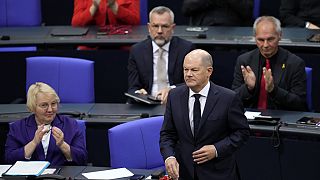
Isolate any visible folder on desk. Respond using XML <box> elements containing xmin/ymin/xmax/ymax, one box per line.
<box><xmin>51</xmin><ymin>27</ymin><xmax>89</xmax><ymax>36</ymax></box>
<box><xmin>125</xmin><ymin>92</ymin><xmax>161</xmax><ymax>105</ymax></box>
<box><xmin>2</xmin><ymin>161</ymin><xmax>50</xmax><ymax>177</ymax></box>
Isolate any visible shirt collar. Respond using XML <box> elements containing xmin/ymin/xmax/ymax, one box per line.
<box><xmin>152</xmin><ymin>41</ymin><xmax>170</xmax><ymax>53</ymax></box>
<box><xmin>189</xmin><ymin>81</ymin><xmax>210</xmax><ymax>98</ymax></box>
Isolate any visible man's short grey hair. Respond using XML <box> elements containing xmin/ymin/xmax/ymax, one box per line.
<box><xmin>253</xmin><ymin>16</ymin><xmax>281</xmax><ymax>36</ymax></box>
<box><xmin>149</xmin><ymin>6</ymin><xmax>175</xmax><ymax>24</ymax></box>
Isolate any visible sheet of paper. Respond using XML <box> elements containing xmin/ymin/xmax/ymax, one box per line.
<box><xmin>0</xmin><ymin>165</ymin><xmax>11</xmax><ymax>177</ymax></box>
<box><xmin>82</xmin><ymin>168</ymin><xmax>134</xmax><ymax>180</ymax></box>
<box><xmin>245</xmin><ymin>111</ymin><xmax>261</xmax><ymax>120</ymax></box>
<box><xmin>41</xmin><ymin>168</ymin><xmax>56</xmax><ymax>175</ymax></box>
<box><xmin>4</xmin><ymin>161</ymin><xmax>50</xmax><ymax>176</ymax></box>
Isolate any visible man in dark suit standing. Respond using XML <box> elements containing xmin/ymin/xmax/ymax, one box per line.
<box><xmin>232</xmin><ymin>16</ymin><xmax>307</xmax><ymax>111</ymax></box>
<box><xmin>160</xmin><ymin>49</ymin><xmax>250</xmax><ymax>180</ymax></box>
<box><xmin>128</xmin><ymin>6</ymin><xmax>194</xmax><ymax>104</ymax></box>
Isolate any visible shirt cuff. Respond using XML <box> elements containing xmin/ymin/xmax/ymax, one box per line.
<box><xmin>306</xmin><ymin>22</ymin><xmax>310</xmax><ymax>28</ymax></box>
<box><xmin>169</xmin><ymin>85</ymin><xmax>176</xmax><ymax>89</ymax></box>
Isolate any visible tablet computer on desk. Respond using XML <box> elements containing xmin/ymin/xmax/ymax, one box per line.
<box><xmin>296</xmin><ymin>116</ymin><xmax>320</xmax><ymax>126</ymax></box>
<box><xmin>124</xmin><ymin>92</ymin><xmax>161</xmax><ymax>105</ymax></box>
<box><xmin>51</xmin><ymin>27</ymin><xmax>89</xmax><ymax>36</ymax></box>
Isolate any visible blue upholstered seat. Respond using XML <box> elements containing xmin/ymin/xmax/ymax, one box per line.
<box><xmin>0</xmin><ymin>0</ymin><xmax>6</xmax><ymax>26</ymax></box>
<box><xmin>305</xmin><ymin>67</ymin><xmax>312</xmax><ymax>111</ymax></box>
<box><xmin>76</xmin><ymin>119</ymin><xmax>86</xmax><ymax>146</ymax></box>
<box><xmin>5</xmin><ymin>0</ymin><xmax>41</xmax><ymax>26</ymax></box>
<box><xmin>253</xmin><ymin>0</ymin><xmax>261</xmax><ymax>20</ymax></box>
<box><xmin>108</xmin><ymin>116</ymin><xmax>165</xmax><ymax>170</ymax></box>
<box><xmin>0</xmin><ymin>0</ymin><xmax>41</xmax><ymax>51</ymax></box>
<box><xmin>26</xmin><ymin>56</ymin><xmax>95</xmax><ymax>103</ymax></box>
<box><xmin>140</xmin><ymin>0</ymin><xmax>148</xmax><ymax>25</ymax></box>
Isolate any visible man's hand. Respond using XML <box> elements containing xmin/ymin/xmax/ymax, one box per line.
<box><xmin>165</xmin><ymin>157</ymin><xmax>179</xmax><ymax>180</ymax></box>
<box><xmin>307</xmin><ymin>22</ymin><xmax>320</xmax><ymax>29</ymax></box>
<box><xmin>135</xmin><ymin>88</ymin><xmax>148</xmax><ymax>95</ymax></box>
<box><xmin>192</xmin><ymin>145</ymin><xmax>216</xmax><ymax>164</ymax></box>
<box><xmin>263</xmin><ymin>67</ymin><xmax>274</xmax><ymax>93</ymax></box>
<box><xmin>241</xmin><ymin>65</ymin><xmax>256</xmax><ymax>91</ymax></box>
<box><xmin>156</xmin><ymin>87</ymin><xmax>171</xmax><ymax>104</ymax></box>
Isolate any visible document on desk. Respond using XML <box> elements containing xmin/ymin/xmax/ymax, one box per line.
<box><xmin>82</xmin><ymin>168</ymin><xmax>134</xmax><ymax>179</ymax></box>
<box><xmin>0</xmin><ymin>165</ymin><xmax>11</xmax><ymax>177</ymax></box>
<box><xmin>245</xmin><ymin>111</ymin><xmax>261</xmax><ymax>120</ymax></box>
<box><xmin>3</xmin><ymin>161</ymin><xmax>50</xmax><ymax>176</ymax></box>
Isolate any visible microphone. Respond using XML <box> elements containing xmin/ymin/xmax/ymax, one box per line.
<box><xmin>197</xmin><ymin>33</ymin><xmax>207</xmax><ymax>39</ymax></box>
<box><xmin>0</xmin><ymin>35</ymin><xmax>10</xmax><ymax>40</ymax></box>
<box><xmin>140</xmin><ymin>113</ymin><xmax>150</xmax><ymax>118</ymax></box>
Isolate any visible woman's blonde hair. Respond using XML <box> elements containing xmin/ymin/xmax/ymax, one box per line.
<box><xmin>26</xmin><ymin>82</ymin><xmax>60</xmax><ymax>112</ymax></box>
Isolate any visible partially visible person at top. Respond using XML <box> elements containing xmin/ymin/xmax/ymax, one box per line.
<box><xmin>232</xmin><ymin>16</ymin><xmax>307</xmax><ymax>111</ymax></box>
<box><xmin>72</xmin><ymin>0</ymin><xmax>140</xmax><ymax>27</ymax></box>
<box><xmin>5</xmin><ymin>82</ymin><xmax>88</xmax><ymax>166</ymax></box>
<box><xmin>280</xmin><ymin>0</ymin><xmax>320</xmax><ymax>29</ymax></box>
<box><xmin>182</xmin><ymin>0</ymin><xmax>254</xmax><ymax>26</ymax></box>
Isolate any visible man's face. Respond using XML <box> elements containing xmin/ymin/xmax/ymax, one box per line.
<box><xmin>255</xmin><ymin>21</ymin><xmax>281</xmax><ymax>59</ymax></box>
<box><xmin>34</xmin><ymin>93</ymin><xmax>58</xmax><ymax>125</ymax></box>
<box><xmin>183</xmin><ymin>56</ymin><xmax>212</xmax><ymax>93</ymax></box>
<box><xmin>148</xmin><ymin>12</ymin><xmax>175</xmax><ymax>47</ymax></box>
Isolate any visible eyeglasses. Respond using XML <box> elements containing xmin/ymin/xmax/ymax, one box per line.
<box><xmin>37</xmin><ymin>101</ymin><xmax>58</xmax><ymax>110</ymax></box>
<box><xmin>150</xmin><ymin>24</ymin><xmax>172</xmax><ymax>31</ymax></box>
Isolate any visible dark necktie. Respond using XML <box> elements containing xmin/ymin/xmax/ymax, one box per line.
<box><xmin>258</xmin><ymin>59</ymin><xmax>270</xmax><ymax>109</ymax></box>
<box><xmin>193</xmin><ymin>94</ymin><xmax>201</xmax><ymax>136</ymax></box>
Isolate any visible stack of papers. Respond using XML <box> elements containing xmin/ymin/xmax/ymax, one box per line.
<box><xmin>0</xmin><ymin>165</ymin><xmax>11</xmax><ymax>177</ymax></box>
<box><xmin>3</xmin><ymin>161</ymin><xmax>50</xmax><ymax>176</ymax></box>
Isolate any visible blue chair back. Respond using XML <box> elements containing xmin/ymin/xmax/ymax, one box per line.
<box><xmin>0</xmin><ymin>0</ymin><xmax>40</xmax><ymax>51</ymax></box>
<box><xmin>140</xmin><ymin>0</ymin><xmax>148</xmax><ymax>25</ymax></box>
<box><xmin>26</xmin><ymin>56</ymin><xmax>95</xmax><ymax>103</ymax></box>
<box><xmin>0</xmin><ymin>47</ymin><xmax>37</xmax><ymax>52</ymax></box>
<box><xmin>253</xmin><ymin>0</ymin><xmax>261</xmax><ymax>20</ymax></box>
<box><xmin>108</xmin><ymin>116</ymin><xmax>165</xmax><ymax>170</ymax></box>
<box><xmin>305</xmin><ymin>67</ymin><xmax>312</xmax><ymax>111</ymax></box>
<box><xmin>0</xmin><ymin>0</ymin><xmax>6</xmax><ymax>26</ymax></box>
<box><xmin>76</xmin><ymin>119</ymin><xmax>86</xmax><ymax>147</ymax></box>
<box><xmin>6</xmin><ymin>0</ymin><xmax>41</xmax><ymax>26</ymax></box>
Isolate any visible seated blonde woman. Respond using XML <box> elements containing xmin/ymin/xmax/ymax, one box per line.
<box><xmin>5</xmin><ymin>82</ymin><xmax>87</xmax><ymax>166</ymax></box>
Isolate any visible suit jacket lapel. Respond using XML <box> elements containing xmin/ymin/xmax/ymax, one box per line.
<box><xmin>26</xmin><ymin>115</ymin><xmax>45</xmax><ymax>160</ymax></box>
<box><xmin>251</xmin><ymin>49</ymin><xmax>261</xmax><ymax>82</ymax></box>
<box><xmin>180</xmin><ymin>86</ymin><xmax>194</xmax><ymax>139</ymax></box>
<box><xmin>168</xmin><ymin>37</ymin><xmax>178</xmax><ymax>84</ymax></box>
<box><xmin>144</xmin><ymin>38</ymin><xmax>154</xmax><ymax>92</ymax></box>
<box><xmin>46</xmin><ymin>116</ymin><xmax>62</xmax><ymax>161</ymax></box>
<box><xmin>272</xmin><ymin>48</ymin><xmax>286</xmax><ymax>85</ymax></box>
<box><xmin>199</xmin><ymin>82</ymin><xmax>219</xmax><ymax>132</ymax></box>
